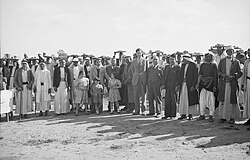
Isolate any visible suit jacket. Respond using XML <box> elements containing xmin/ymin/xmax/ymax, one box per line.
<box><xmin>89</xmin><ymin>65</ymin><xmax>100</xmax><ymax>84</ymax></box>
<box><xmin>163</xmin><ymin>64</ymin><xmax>181</xmax><ymax>89</ymax></box>
<box><xmin>53</xmin><ymin>66</ymin><xmax>71</xmax><ymax>88</ymax></box>
<box><xmin>100</xmin><ymin>66</ymin><xmax>110</xmax><ymax>86</ymax></box>
<box><xmin>130</xmin><ymin>58</ymin><xmax>147</xmax><ymax>86</ymax></box>
<box><xmin>106</xmin><ymin>65</ymin><xmax>120</xmax><ymax>80</ymax></box>
<box><xmin>146</xmin><ymin>65</ymin><xmax>163</xmax><ymax>85</ymax></box>
<box><xmin>217</xmin><ymin>57</ymin><xmax>242</xmax><ymax>104</ymax></box>
<box><xmin>13</xmin><ymin>68</ymin><xmax>34</xmax><ymax>90</ymax></box>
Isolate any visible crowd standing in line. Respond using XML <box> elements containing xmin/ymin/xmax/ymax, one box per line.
<box><xmin>0</xmin><ymin>45</ymin><xmax>250</xmax><ymax>127</ymax></box>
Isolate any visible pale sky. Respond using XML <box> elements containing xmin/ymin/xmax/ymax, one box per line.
<box><xmin>1</xmin><ymin>0</ymin><xmax>250</xmax><ymax>58</ymax></box>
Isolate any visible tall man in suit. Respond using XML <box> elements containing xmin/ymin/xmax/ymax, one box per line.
<box><xmin>130</xmin><ymin>48</ymin><xmax>147</xmax><ymax>115</ymax></box>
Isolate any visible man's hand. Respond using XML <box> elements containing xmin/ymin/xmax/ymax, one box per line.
<box><xmin>17</xmin><ymin>87</ymin><xmax>23</xmax><ymax>91</ymax></box>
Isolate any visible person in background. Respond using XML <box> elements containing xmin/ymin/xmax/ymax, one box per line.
<box><xmin>146</xmin><ymin>55</ymin><xmax>163</xmax><ymax>117</ymax></box>
<box><xmin>0</xmin><ymin>68</ymin><xmax>7</xmax><ymax>90</ymax></box>
<box><xmin>53</xmin><ymin>59</ymin><xmax>71</xmax><ymax>115</ymax></box>
<box><xmin>2</xmin><ymin>60</ymin><xmax>10</xmax><ymax>89</ymax></box>
<box><xmin>236</xmin><ymin>52</ymin><xmax>246</xmax><ymax>114</ymax></box>
<box><xmin>90</xmin><ymin>77</ymin><xmax>103</xmax><ymax>115</ymax></box>
<box><xmin>241</xmin><ymin>49</ymin><xmax>250</xmax><ymax>126</ymax></box>
<box><xmin>89</xmin><ymin>58</ymin><xmax>101</xmax><ymax>113</ymax></box>
<box><xmin>178</xmin><ymin>54</ymin><xmax>199</xmax><ymax>120</ymax></box>
<box><xmin>122</xmin><ymin>56</ymin><xmax>135</xmax><ymax>113</ymax></box>
<box><xmin>34</xmin><ymin>61</ymin><xmax>52</xmax><ymax>116</ymax></box>
<box><xmin>196</xmin><ymin>53</ymin><xmax>218</xmax><ymax>122</ymax></box>
<box><xmin>194</xmin><ymin>54</ymin><xmax>203</xmax><ymax>72</ymax></box>
<box><xmin>162</xmin><ymin>54</ymin><xmax>180</xmax><ymax>119</ymax></box>
<box><xmin>14</xmin><ymin>59</ymin><xmax>34</xmax><ymax>118</ymax></box>
<box><xmin>108</xmin><ymin>73</ymin><xmax>122</xmax><ymax>114</ymax></box>
<box><xmin>215</xmin><ymin>45</ymin><xmax>226</xmax><ymax>66</ymax></box>
<box><xmin>9</xmin><ymin>60</ymin><xmax>19</xmax><ymax>90</ymax></box>
<box><xmin>31</xmin><ymin>58</ymin><xmax>39</xmax><ymax>77</ymax></box>
<box><xmin>119</xmin><ymin>55</ymin><xmax>128</xmax><ymax>109</ymax></box>
<box><xmin>217</xmin><ymin>45</ymin><xmax>242</xmax><ymax>124</ymax></box>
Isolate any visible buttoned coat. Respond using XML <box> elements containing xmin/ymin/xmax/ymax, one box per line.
<box><xmin>217</xmin><ymin>57</ymin><xmax>242</xmax><ymax>104</ymax></box>
<box><xmin>130</xmin><ymin>58</ymin><xmax>147</xmax><ymax>86</ymax></box>
<box><xmin>13</xmin><ymin>68</ymin><xmax>34</xmax><ymax>90</ymax></box>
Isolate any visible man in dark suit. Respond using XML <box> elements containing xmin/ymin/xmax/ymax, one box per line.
<box><xmin>146</xmin><ymin>55</ymin><xmax>163</xmax><ymax>116</ymax></box>
<box><xmin>162</xmin><ymin>54</ymin><xmax>181</xmax><ymax>119</ymax></box>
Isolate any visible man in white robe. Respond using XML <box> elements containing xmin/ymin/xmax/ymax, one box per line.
<box><xmin>53</xmin><ymin>59</ymin><xmax>71</xmax><ymax>115</ymax></box>
<box><xmin>34</xmin><ymin>62</ymin><xmax>52</xmax><ymax>116</ymax></box>
<box><xmin>13</xmin><ymin>59</ymin><xmax>34</xmax><ymax>118</ymax></box>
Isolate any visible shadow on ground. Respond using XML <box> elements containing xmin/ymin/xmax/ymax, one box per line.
<box><xmin>1</xmin><ymin>109</ymin><xmax>250</xmax><ymax>149</ymax></box>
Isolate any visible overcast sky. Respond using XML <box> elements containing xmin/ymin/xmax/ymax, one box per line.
<box><xmin>1</xmin><ymin>0</ymin><xmax>250</xmax><ymax>58</ymax></box>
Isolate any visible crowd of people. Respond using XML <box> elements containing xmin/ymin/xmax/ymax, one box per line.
<box><xmin>0</xmin><ymin>45</ymin><xmax>250</xmax><ymax>126</ymax></box>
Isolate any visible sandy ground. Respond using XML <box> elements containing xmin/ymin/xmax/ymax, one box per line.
<box><xmin>1</xmin><ymin>99</ymin><xmax>250</xmax><ymax>160</ymax></box>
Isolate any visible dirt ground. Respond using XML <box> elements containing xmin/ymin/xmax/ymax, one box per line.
<box><xmin>1</xmin><ymin>101</ymin><xmax>250</xmax><ymax>160</ymax></box>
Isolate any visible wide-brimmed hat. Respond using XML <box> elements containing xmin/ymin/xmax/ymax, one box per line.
<box><xmin>225</xmin><ymin>45</ymin><xmax>234</xmax><ymax>52</ymax></box>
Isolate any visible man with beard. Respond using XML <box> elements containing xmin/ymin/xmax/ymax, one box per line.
<box><xmin>14</xmin><ymin>59</ymin><xmax>34</xmax><ymax>118</ymax></box>
<box><xmin>196</xmin><ymin>53</ymin><xmax>218</xmax><ymax>122</ymax></box>
<box><xmin>178</xmin><ymin>53</ymin><xmax>199</xmax><ymax>120</ymax></box>
<box><xmin>34</xmin><ymin>61</ymin><xmax>52</xmax><ymax>116</ymax></box>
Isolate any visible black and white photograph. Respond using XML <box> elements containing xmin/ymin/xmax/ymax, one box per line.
<box><xmin>0</xmin><ymin>0</ymin><xmax>250</xmax><ymax>159</ymax></box>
